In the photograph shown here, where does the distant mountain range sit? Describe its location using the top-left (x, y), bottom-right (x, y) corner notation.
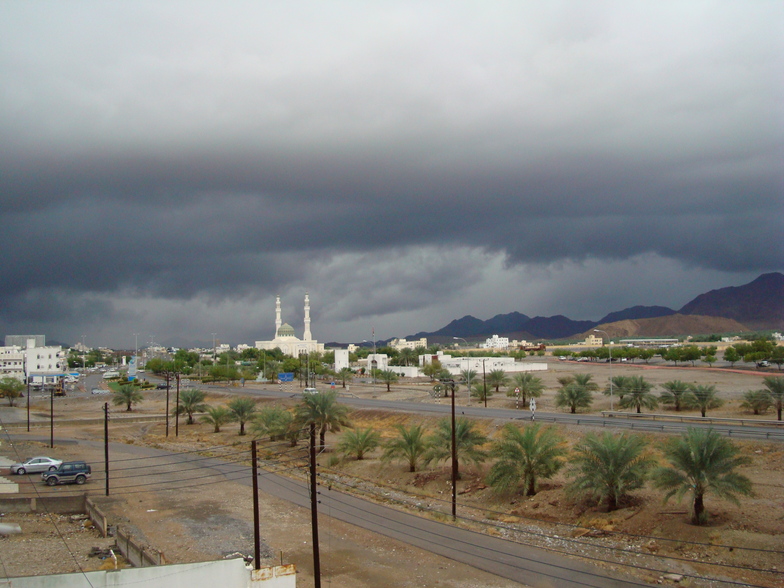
top-left (403, 272), bottom-right (784, 344)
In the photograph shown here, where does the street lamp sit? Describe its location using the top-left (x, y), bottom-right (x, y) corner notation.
top-left (453, 337), bottom-right (468, 348)
top-left (363, 333), bottom-right (377, 393)
top-left (594, 329), bottom-right (613, 411)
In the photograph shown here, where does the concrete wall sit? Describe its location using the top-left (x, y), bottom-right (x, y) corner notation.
top-left (0, 495), bottom-right (85, 514)
top-left (115, 524), bottom-right (165, 566)
top-left (3, 559), bottom-right (296, 588)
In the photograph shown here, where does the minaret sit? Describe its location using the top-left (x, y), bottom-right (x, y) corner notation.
top-left (275, 295), bottom-right (282, 338)
top-left (303, 292), bottom-right (312, 341)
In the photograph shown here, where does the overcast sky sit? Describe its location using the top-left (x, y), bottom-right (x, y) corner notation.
top-left (1, 2), bottom-right (782, 349)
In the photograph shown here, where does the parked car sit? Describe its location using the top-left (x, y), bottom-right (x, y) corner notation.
top-left (41, 461), bottom-right (92, 486)
top-left (91, 388), bottom-right (109, 395)
top-left (155, 383), bottom-right (168, 389)
top-left (303, 387), bottom-right (319, 394)
top-left (10, 456), bottom-right (63, 475)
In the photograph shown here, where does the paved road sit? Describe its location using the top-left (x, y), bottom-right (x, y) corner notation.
top-left (232, 386), bottom-right (784, 441)
top-left (4, 434), bottom-right (651, 587)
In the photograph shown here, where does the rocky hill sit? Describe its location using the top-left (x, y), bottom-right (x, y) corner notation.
top-left (679, 272), bottom-right (784, 330)
top-left (584, 314), bottom-right (750, 340)
top-left (402, 272), bottom-right (783, 343)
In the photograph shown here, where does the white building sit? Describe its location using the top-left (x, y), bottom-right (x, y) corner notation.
top-left (364, 353), bottom-right (389, 373)
top-left (482, 334), bottom-right (509, 349)
top-left (0, 346), bottom-right (26, 382)
top-left (334, 349), bottom-right (350, 372)
top-left (390, 337), bottom-right (428, 351)
top-left (255, 293), bottom-right (325, 356)
top-left (0, 339), bottom-right (67, 385)
top-left (420, 351), bottom-right (546, 375)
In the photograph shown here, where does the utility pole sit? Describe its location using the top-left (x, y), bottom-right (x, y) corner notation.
top-left (251, 440), bottom-right (261, 570)
top-left (26, 379), bottom-right (30, 432)
top-left (309, 422), bottom-right (322, 588)
top-left (165, 371), bottom-right (171, 437)
top-left (49, 384), bottom-right (54, 449)
top-left (450, 379), bottom-right (457, 519)
top-left (175, 373), bottom-right (180, 437)
top-left (482, 359), bottom-right (488, 408)
top-left (104, 402), bottom-right (110, 496)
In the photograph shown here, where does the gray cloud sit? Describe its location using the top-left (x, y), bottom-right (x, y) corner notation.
top-left (0, 2), bottom-right (781, 346)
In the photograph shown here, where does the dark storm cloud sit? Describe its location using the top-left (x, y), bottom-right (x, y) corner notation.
top-left (0, 2), bottom-right (781, 345)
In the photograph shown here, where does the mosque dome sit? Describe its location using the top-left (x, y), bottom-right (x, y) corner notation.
top-left (277, 323), bottom-right (296, 338)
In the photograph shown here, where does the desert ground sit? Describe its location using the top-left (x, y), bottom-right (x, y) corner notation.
top-left (1, 357), bottom-right (782, 587)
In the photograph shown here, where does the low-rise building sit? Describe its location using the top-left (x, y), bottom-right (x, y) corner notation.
top-left (482, 335), bottom-right (509, 349)
top-left (390, 337), bottom-right (427, 351)
top-left (583, 334), bottom-right (604, 346)
top-left (420, 351), bottom-right (546, 375)
top-left (619, 338), bottom-right (680, 348)
top-left (0, 338), bottom-right (67, 386)
top-left (0, 346), bottom-right (26, 382)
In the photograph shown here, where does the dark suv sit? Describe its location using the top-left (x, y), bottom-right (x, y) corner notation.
top-left (41, 461), bottom-right (92, 486)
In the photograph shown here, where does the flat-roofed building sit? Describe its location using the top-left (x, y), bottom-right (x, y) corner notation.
top-left (619, 338), bottom-right (680, 348)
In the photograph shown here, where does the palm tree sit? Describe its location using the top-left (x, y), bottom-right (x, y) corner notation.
top-left (487, 369), bottom-right (509, 393)
top-left (294, 390), bottom-right (351, 451)
top-left (228, 397), bottom-right (258, 436)
top-left (382, 424), bottom-right (429, 472)
top-left (174, 389), bottom-right (208, 424)
top-left (337, 367), bottom-right (354, 389)
top-left (486, 423), bottom-right (567, 496)
top-left (604, 376), bottom-right (632, 402)
top-left (507, 373), bottom-right (544, 405)
top-left (572, 373), bottom-right (599, 392)
top-left (112, 384), bottom-right (144, 412)
top-left (566, 432), bottom-right (654, 511)
top-left (377, 369), bottom-right (399, 392)
top-left (618, 376), bottom-right (658, 414)
top-left (555, 382), bottom-right (593, 414)
top-left (200, 405), bottom-right (235, 433)
top-left (653, 428), bottom-right (753, 525)
top-left (763, 376), bottom-right (784, 421)
top-left (399, 348), bottom-right (418, 367)
top-left (460, 369), bottom-right (478, 394)
top-left (740, 390), bottom-right (772, 415)
top-left (337, 427), bottom-right (381, 460)
top-left (252, 406), bottom-right (298, 445)
top-left (686, 384), bottom-right (723, 417)
top-left (468, 381), bottom-right (490, 401)
top-left (424, 418), bottom-right (488, 479)
top-left (660, 380), bottom-right (690, 411)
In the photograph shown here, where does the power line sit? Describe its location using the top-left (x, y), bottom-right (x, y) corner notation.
top-left (317, 484), bottom-right (775, 588)
top-left (316, 465), bottom-right (783, 556)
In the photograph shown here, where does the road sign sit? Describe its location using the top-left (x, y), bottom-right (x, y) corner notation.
top-left (278, 372), bottom-right (294, 382)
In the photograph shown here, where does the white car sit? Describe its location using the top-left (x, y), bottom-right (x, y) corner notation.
top-left (10, 456), bottom-right (63, 475)
top-left (303, 387), bottom-right (319, 394)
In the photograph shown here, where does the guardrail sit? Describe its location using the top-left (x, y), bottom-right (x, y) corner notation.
top-left (516, 414), bottom-right (784, 441)
top-left (600, 411), bottom-right (784, 428)
top-left (3, 415), bottom-right (167, 428)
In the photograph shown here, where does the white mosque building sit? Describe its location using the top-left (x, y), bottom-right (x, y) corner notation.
top-left (255, 294), bottom-right (325, 356)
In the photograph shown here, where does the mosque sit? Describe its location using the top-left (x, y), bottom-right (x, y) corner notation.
top-left (255, 293), bottom-right (325, 356)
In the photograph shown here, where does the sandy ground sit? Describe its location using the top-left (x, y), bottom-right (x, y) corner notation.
top-left (1, 358), bottom-right (782, 587)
